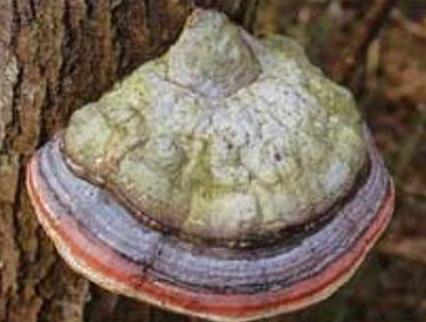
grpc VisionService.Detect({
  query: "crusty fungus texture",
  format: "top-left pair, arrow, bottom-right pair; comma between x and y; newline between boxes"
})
64,9 -> 367,241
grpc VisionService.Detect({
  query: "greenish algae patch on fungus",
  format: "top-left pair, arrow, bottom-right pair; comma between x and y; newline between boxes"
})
63,9 -> 366,241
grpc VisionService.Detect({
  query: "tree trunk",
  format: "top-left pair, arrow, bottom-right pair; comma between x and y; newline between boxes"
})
0,1 -> 259,322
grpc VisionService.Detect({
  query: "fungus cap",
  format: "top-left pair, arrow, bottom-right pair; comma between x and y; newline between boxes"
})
27,9 -> 394,322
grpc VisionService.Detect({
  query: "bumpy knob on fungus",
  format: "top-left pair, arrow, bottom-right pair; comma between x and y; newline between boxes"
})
27,9 -> 394,322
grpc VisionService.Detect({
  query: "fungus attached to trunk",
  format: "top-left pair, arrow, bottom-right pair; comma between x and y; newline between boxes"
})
26,9 -> 394,322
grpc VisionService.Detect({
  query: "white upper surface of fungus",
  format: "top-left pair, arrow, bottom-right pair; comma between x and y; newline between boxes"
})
64,9 -> 366,240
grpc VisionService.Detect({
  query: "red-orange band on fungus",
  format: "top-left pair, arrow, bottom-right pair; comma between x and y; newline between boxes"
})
27,155 -> 394,320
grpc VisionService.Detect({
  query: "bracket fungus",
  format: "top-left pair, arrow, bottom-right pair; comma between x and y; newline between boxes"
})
27,9 -> 394,322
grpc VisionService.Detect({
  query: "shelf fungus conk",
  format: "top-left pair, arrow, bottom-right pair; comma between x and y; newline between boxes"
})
27,9 -> 394,322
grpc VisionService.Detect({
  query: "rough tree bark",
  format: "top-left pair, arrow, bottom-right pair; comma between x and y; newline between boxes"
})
0,1 -> 259,322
